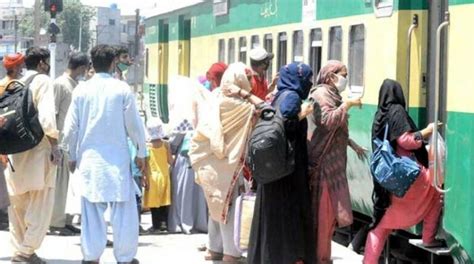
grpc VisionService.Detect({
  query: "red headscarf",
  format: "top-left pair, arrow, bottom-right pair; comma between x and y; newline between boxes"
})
316,60 -> 345,85
3,53 -> 25,70
206,62 -> 228,90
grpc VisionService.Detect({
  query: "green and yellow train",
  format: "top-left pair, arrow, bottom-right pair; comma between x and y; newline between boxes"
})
144,0 -> 474,262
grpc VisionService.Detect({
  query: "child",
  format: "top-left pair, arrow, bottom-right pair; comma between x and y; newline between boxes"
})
144,118 -> 173,233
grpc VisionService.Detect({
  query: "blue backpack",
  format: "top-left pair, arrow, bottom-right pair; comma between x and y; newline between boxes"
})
370,124 -> 421,197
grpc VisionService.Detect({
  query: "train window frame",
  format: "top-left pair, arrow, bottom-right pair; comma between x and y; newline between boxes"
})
278,32 -> 288,70
348,24 -> 366,96
228,38 -> 235,64
373,0 -> 393,17
218,39 -> 225,62
292,30 -> 304,62
309,28 -> 322,84
251,35 -> 260,49
328,26 -> 343,61
145,48 -> 149,78
239,36 -> 247,63
264,33 -> 273,80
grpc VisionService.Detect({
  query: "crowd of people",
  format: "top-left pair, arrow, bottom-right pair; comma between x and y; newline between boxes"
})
0,43 -> 444,264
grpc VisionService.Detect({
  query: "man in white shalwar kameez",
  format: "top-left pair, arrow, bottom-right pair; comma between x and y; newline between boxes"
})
62,44 -> 146,264
5,47 -> 61,264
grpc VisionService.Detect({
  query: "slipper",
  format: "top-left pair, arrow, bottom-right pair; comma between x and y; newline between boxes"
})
423,239 -> 446,248
204,250 -> 223,261
222,255 -> 245,263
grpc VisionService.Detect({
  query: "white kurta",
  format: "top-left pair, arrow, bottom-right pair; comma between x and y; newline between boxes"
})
5,71 -> 59,195
62,73 -> 146,203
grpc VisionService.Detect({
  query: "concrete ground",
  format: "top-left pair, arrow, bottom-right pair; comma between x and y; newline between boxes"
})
0,213 -> 363,264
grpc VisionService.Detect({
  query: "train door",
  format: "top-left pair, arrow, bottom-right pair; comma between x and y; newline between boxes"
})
157,20 -> 169,122
309,28 -> 322,84
426,0 -> 448,127
178,16 -> 191,76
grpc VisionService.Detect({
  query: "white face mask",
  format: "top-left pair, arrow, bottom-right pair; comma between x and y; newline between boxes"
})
334,74 -> 348,93
20,68 -> 27,77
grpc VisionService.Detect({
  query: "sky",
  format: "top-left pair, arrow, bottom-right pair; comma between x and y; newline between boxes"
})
22,0 -> 159,16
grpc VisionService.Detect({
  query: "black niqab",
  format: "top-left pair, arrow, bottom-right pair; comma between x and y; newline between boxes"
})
371,79 -> 428,167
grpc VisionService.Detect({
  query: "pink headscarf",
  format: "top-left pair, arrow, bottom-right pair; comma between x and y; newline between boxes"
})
316,60 -> 346,85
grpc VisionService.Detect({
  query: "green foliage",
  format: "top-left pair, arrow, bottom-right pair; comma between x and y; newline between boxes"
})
19,0 -> 94,51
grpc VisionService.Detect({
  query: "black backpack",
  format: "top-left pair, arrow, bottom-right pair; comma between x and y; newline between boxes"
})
246,91 -> 295,184
0,76 -> 44,154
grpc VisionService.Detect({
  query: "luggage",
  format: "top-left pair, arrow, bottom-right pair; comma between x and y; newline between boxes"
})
233,191 -> 256,252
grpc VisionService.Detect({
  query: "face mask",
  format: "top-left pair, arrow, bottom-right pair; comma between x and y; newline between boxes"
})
203,80 -> 211,91
334,74 -> 347,93
117,62 -> 129,72
20,68 -> 27,76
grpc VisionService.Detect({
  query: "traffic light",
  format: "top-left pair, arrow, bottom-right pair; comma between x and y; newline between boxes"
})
44,0 -> 63,18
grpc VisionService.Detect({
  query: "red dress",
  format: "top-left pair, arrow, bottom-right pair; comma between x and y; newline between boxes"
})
378,132 -> 441,229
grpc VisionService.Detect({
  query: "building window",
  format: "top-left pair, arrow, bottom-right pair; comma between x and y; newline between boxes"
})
218,39 -> 225,62
228,38 -> 235,64
264,34 -> 273,79
251,35 -> 260,49
109,19 -> 115,26
348,24 -> 365,91
328,26 -> 342,61
239,36 -> 247,63
292,30 -> 304,62
309,28 -> 322,83
278,32 -> 287,70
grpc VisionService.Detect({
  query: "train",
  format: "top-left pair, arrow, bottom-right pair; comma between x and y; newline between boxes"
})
143,0 -> 474,263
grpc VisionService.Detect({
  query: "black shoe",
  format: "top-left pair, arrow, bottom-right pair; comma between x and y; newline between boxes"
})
65,224 -> 81,234
117,258 -> 139,264
81,261 -> 99,264
106,239 -> 113,247
159,221 -> 168,232
48,226 -> 76,236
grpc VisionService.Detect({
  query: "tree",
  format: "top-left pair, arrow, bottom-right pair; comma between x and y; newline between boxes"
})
19,0 -> 95,51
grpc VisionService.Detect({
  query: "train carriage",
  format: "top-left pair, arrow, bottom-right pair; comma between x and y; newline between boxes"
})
144,0 -> 474,263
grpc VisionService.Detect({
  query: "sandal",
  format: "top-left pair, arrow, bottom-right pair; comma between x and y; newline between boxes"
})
222,255 -> 245,263
204,250 -> 223,261
423,239 -> 446,248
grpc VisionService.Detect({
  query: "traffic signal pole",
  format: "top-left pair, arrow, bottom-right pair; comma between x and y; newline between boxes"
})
45,0 -> 62,79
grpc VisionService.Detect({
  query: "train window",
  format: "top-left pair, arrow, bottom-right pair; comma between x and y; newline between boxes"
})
145,48 -> 149,78
218,39 -> 225,62
251,35 -> 260,49
348,24 -> 365,92
239,36 -> 247,63
264,34 -> 273,79
309,28 -> 322,83
292,30 -> 304,62
278,32 -> 287,70
374,0 -> 394,17
228,38 -> 235,64
328,26 -> 342,61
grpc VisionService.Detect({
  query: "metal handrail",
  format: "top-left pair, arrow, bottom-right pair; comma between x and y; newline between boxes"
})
406,14 -> 418,110
433,12 -> 450,193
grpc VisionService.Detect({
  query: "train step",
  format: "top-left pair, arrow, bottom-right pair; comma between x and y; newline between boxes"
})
408,239 -> 451,255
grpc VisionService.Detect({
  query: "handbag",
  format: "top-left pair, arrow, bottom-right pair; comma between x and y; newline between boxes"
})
370,124 -> 421,197
233,191 -> 256,252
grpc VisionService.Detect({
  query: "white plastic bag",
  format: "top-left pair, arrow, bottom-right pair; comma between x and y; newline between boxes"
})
428,131 -> 446,187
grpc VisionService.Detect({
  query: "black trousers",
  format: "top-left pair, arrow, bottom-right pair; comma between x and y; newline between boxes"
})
150,206 -> 169,229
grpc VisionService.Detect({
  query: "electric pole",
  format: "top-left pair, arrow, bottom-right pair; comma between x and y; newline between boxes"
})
33,0 -> 41,45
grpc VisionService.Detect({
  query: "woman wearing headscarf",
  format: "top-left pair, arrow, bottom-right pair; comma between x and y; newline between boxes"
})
363,79 -> 442,264
247,62 -> 315,264
189,62 -> 265,262
307,60 -> 366,264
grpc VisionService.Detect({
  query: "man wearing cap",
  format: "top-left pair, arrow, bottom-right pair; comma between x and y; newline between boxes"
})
0,53 -> 25,230
49,52 -> 90,236
248,47 -> 278,100
0,53 -> 25,94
